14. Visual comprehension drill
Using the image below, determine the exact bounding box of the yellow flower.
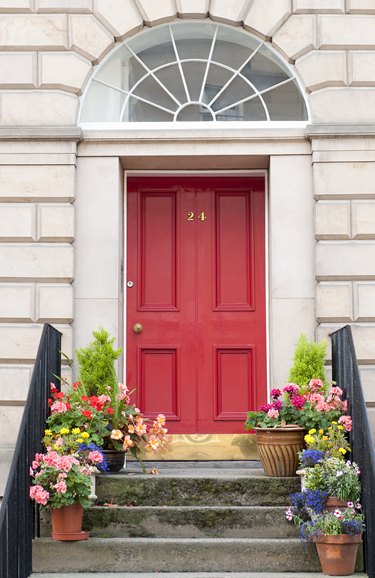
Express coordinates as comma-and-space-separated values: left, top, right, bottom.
304, 434, 315, 444
76, 438, 84, 443
337, 425, 344, 430
331, 421, 337, 425
44, 429, 52, 436
53, 444, 60, 450
59, 427, 70, 435
319, 429, 324, 435
328, 427, 332, 431
72, 428, 81, 435
81, 432, 90, 439
339, 447, 347, 454
308, 428, 316, 435
323, 436, 328, 441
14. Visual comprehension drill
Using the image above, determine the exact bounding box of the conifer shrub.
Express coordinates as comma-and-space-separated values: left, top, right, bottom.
288, 333, 327, 389
76, 327, 122, 396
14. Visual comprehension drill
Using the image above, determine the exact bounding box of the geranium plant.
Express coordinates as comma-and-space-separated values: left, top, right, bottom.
245, 380, 350, 431
45, 380, 168, 462
29, 447, 105, 511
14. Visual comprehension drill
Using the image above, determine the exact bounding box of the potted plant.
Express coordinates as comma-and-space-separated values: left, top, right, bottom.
304, 456, 362, 509
299, 507, 365, 576
29, 445, 105, 540
245, 380, 350, 477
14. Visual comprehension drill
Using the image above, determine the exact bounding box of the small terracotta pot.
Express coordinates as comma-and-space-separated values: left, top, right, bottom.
325, 496, 348, 512
314, 533, 362, 576
50, 503, 89, 541
254, 426, 305, 477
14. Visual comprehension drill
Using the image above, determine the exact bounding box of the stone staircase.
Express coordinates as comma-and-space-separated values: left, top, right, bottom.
32, 461, 365, 575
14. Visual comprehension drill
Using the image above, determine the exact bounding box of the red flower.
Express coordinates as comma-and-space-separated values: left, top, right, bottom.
48, 398, 52, 406
81, 395, 89, 402
66, 403, 72, 411
73, 381, 81, 390
82, 409, 92, 418
106, 407, 114, 415
53, 392, 64, 399
50, 383, 58, 393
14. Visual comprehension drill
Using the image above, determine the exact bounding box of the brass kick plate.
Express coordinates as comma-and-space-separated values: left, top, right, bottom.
133, 433, 259, 461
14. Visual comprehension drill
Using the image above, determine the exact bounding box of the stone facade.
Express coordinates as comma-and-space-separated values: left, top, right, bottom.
1, 0, 375, 483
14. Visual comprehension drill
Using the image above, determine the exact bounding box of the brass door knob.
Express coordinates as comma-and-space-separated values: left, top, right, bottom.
133, 323, 143, 334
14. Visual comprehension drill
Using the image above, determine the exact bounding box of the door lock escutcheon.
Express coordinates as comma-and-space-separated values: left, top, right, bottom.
133, 323, 143, 334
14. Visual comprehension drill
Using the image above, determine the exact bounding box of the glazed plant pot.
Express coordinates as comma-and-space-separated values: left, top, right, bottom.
102, 449, 127, 472
50, 503, 89, 541
254, 426, 305, 477
314, 534, 362, 576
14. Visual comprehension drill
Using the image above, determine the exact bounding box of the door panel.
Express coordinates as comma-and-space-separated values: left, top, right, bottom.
127, 176, 266, 434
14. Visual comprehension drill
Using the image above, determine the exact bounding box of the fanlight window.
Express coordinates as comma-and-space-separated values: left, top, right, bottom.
79, 22, 308, 123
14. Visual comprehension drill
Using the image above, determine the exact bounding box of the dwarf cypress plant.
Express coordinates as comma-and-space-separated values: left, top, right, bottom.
76, 327, 122, 396
288, 333, 327, 388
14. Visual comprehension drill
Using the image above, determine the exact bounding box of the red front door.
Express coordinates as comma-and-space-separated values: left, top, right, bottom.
126, 176, 266, 434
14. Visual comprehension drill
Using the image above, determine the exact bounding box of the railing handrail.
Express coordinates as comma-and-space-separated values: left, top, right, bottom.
331, 325, 375, 578
0, 324, 61, 578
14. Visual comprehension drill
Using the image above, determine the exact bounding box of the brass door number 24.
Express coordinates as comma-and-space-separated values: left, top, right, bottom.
187, 211, 207, 221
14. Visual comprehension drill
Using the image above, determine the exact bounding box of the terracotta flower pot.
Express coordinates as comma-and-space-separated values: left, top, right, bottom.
254, 426, 305, 477
325, 496, 348, 512
50, 503, 89, 541
314, 534, 362, 576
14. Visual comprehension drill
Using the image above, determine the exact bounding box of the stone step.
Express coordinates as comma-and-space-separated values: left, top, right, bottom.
30, 574, 369, 578
95, 473, 300, 507
79, 505, 298, 539
33, 537, 322, 573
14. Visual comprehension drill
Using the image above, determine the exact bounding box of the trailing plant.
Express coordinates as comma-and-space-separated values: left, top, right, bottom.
288, 333, 327, 389
299, 506, 365, 541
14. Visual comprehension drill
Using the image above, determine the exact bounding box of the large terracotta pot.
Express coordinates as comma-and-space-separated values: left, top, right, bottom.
254, 426, 305, 477
50, 503, 89, 541
102, 449, 127, 472
314, 534, 362, 576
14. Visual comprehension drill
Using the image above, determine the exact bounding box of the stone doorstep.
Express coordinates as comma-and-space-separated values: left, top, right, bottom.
32, 537, 322, 573
30, 574, 369, 578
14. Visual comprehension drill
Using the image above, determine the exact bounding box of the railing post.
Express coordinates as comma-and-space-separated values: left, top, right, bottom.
331, 325, 375, 578
0, 324, 61, 578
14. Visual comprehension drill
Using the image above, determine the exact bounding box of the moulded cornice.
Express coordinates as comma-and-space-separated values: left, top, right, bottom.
0, 127, 82, 141
306, 124, 375, 138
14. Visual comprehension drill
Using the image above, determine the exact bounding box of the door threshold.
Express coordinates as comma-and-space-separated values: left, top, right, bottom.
133, 433, 258, 461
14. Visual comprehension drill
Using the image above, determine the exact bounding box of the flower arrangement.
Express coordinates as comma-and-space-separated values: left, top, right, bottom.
45, 380, 169, 462
245, 380, 349, 431
303, 419, 352, 458
304, 457, 361, 503
29, 446, 105, 511
298, 506, 365, 542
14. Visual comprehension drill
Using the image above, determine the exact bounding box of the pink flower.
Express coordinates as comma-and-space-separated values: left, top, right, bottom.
285, 508, 293, 521
306, 392, 325, 405
54, 480, 67, 494
50, 401, 68, 413
98, 394, 111, 404
123, 435, 135, 449
111, 429, 123, 440
283, 383, 300, 395
30, 485, 50, 506
329, 386, 343, 397
334, 509, 342, 519
290, 394, 306, 409
338, 415, 352, 432
267, 409, 279, 419
270, 388, 281, 399
89, 450, 104, 464
308, 378, 324, 390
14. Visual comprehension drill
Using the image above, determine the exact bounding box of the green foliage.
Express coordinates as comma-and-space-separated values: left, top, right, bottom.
288, 333, 327, 389
304, 457, 361, 503
76, 327, 122, 396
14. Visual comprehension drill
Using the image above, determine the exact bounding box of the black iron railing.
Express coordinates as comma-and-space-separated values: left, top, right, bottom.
0, 324, 61, 578
331, 325, 375, 578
